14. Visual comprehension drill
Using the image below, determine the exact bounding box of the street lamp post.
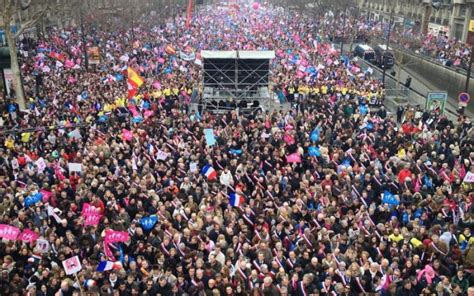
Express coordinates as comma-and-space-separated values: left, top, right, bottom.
341, 9, 347, 56
382, 9, 394, 85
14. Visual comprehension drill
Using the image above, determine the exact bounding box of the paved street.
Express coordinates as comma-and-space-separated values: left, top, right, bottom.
342, 42, 473, 120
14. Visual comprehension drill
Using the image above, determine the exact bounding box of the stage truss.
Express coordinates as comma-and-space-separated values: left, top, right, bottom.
201, 50, 276, 113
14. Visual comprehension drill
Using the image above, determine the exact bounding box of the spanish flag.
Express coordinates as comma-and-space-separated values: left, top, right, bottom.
127, 67, 144, 99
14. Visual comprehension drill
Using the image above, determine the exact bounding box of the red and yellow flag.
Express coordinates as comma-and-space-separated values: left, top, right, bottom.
186, 0, 193, 29
127, 67, 144, 99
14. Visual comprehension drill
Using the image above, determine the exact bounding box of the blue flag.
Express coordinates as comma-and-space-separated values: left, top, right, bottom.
118, 245, 125, 264
24, 192, 43, 207
341, 158, 351, 167
98, 115, 108, 122
140, 215, 158, 231
382, 190, 399, 208
81, 91, 88, 100
229, 149, 242, 155
423, 175, 433, 188
359, 104, 368, 115
310, 128, 320, 142
308, 146, 320, 157
414, 208, 423, 219
132, 116, 143, 123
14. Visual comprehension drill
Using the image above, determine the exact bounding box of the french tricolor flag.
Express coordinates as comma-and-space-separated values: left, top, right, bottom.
96, 261, 115, 272
201, 165, 217, 181
229, 193, 245, 207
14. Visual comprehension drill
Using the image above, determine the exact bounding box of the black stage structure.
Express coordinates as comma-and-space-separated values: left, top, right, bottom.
200, 50, 275, 113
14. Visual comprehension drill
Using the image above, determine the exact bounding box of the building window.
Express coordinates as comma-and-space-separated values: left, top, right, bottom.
454, 23, 463, 40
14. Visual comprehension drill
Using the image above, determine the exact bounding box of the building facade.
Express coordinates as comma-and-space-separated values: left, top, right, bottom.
357, 0, 474, 43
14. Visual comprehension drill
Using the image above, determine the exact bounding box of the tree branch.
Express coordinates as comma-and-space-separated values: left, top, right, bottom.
13, 8, 49, 39
1, 0, 14, 30
12, 0, 68, 40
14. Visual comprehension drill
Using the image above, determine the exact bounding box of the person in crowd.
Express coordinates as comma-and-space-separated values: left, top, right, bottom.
0, 1, 473, 296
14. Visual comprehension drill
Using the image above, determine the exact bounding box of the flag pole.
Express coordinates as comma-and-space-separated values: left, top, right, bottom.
75, 272, 84, 294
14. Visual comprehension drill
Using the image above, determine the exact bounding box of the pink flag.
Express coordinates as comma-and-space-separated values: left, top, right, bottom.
84, 214, 101, 226
0, 224, 20, 240
40, 189, 52, 203
54, 163, 66, 181
82, 203, 100, 216
104, 229, 129, 244
65, 59, 75, 69
152, 81, 162, 89
82, 203, 102, 226
158, 58, 165, 64
122, 129, 133, 142
128, 105, 139, 117
17, 229, 39, 243
286, 153, 302, 163
67, 76, 76, 84
144, 110, 154, 118
104, 241, 115, 261
283, 134, 295, 145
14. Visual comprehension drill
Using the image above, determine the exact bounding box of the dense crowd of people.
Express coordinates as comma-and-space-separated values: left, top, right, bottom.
0, 1, 474, 296
393, 30, 472, 70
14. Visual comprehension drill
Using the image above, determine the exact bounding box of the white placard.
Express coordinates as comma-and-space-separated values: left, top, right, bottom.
35, 157, 46, 174
11, 159, 19, 170
35, 238, 50, 254
62, 256, 82, 275
156, 149, 169, 160
463, 172, 474, 183
68, 163, 82, 173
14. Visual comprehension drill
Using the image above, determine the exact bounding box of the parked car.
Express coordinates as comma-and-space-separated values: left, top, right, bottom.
374, 44, 395, 69
353, 44, 375, 63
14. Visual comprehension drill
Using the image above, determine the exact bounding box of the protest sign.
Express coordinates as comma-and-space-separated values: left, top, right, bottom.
17, 229, 39, 243
204, 129, 216, 146
179, 51, 196, 61
62, 256, 82, 275
0, 224, 20, 240
35, 238, 50, 254
104, 229, 129, 244
463, 172, 474, 183
286, 153, 302, 163
156, 149, 169, 160
68, 163, 82, 173
11, 158, 19, 170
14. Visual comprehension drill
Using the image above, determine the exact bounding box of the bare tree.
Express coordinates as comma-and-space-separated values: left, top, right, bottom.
1, 0, 63, 109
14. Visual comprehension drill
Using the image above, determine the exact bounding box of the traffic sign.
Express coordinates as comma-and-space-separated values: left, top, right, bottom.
458, 92, 470, 103
458, 92, 470, 107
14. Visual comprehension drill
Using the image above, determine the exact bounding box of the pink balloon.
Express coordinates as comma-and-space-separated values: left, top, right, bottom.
252, 2, 259, 10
